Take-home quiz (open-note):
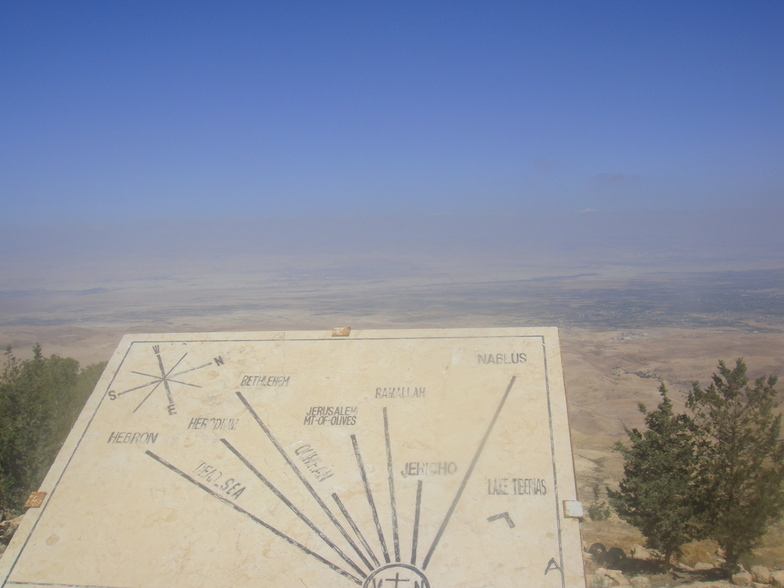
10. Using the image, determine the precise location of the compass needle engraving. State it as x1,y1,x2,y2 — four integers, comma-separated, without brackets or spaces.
111,345,213,414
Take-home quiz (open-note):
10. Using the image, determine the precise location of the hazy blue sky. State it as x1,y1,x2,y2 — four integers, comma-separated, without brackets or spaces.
1,1,782,223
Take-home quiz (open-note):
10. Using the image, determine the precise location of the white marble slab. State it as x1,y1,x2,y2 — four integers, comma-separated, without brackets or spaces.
0,327,586,587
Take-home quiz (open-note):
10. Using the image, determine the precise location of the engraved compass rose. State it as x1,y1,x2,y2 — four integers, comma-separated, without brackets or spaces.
108,344,221,415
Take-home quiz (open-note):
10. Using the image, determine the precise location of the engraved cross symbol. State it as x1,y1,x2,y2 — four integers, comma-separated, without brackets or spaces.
384,572,410,587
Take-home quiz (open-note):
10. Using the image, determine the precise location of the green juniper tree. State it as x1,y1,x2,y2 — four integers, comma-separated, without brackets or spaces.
0,345,105,513
687,359,784,571
608,383,701,566
611,360,784,572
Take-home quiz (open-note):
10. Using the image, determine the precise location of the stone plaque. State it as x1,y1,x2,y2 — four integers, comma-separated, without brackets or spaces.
0,328,586,587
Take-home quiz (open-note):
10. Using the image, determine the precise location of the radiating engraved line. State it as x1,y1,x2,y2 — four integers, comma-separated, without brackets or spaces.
383,407,400,562
422,375,517,570
332,493,381,567
236,391,374,571
132,381,163,412
164,352,188,374
163,378,202,388
118,380,158,395
146,450,362,585
220,439,366,579
171,362,213,377
351,434,390,564
411,480,423,566
130,371,161,379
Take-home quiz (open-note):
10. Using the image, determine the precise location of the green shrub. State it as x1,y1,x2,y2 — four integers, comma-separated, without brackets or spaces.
0,345,105,513
610,360,784,571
